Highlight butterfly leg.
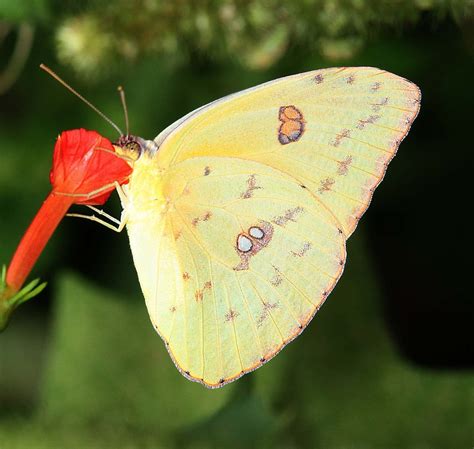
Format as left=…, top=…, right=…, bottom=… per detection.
left=66, top=202, right=129, bottom=231
left=84, top=205, right=121, bottom=224
left=111, top=181, right=130, bottom=232
left=65, top=212, right=125, bottom=232
left=66, top=198, right=129, bottom=233
left=114, top=181, right=129, bottom=209
left=62, top=181, right=130, bottom=231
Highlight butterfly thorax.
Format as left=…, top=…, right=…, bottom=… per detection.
left=122, top=148, right=169, bottom=227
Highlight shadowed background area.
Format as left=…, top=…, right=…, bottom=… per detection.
left=1, top=1, right=473, bottom=447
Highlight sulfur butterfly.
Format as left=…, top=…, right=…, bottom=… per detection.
left=48, top=66, right=422, bottom=388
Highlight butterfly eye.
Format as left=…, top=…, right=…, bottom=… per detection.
left=114, top=135, right=144, bottom=161
left=237, top=234, right=253, bottom=253
left=125, top=141, right=141, bottom=155
left=248, top=226, right=264, bottom=239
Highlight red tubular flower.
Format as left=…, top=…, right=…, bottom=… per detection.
left=50, top=129, right=131, bottom=205
left=5, top=129, right=132, bottom=293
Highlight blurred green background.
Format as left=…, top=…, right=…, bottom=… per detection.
left=1, top=1, right=473, bottom=448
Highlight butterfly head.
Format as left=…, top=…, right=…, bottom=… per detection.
left=113, top=134, right=159, bottom=164
left=114, top=134, right=143, bottom=162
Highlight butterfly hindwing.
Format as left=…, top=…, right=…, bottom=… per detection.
left=128, top=157, right=345, bottom=387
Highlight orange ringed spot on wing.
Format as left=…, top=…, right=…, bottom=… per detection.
left=278, top=105, right=305, bottom=145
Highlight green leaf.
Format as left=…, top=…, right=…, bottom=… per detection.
left=1, top=265, right=46, bottom=331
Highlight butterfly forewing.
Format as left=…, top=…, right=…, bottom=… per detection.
left=155, top=67, right=421, bottom=236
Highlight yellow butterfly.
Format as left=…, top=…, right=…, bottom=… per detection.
left=111, top=67, right=421, bottom=388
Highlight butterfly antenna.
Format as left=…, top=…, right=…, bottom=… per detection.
left=39, top=64, right=123, bottom=137
left=117, top=86, right=129, bottom=136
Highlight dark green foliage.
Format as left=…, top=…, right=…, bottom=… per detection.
left=52, top=0, right=474, bottom=77
left=2, top=0, right=474, bottom=78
